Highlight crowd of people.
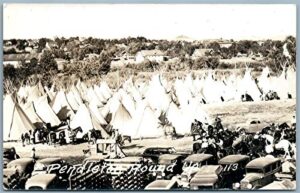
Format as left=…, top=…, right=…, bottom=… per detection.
left=191, top=116, right=296, bottom=160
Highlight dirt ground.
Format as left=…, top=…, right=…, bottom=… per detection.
left=4, top=99, right=296, bottom=165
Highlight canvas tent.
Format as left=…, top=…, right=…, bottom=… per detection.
left=4, top=94, right=35, bottom=141
left=21, top=102, right=44, bottom=128
left=66, top=86, right=83, bottom=111
left=70, top=103, right=109, bottom=139
left=145, top=75, right=171, bottom=113
left=237, top=69, right=262, bottom=101
left=132, top=102, right=164, bottom=138
left=110, top=103, right=133, bottom=136
left=33, top=95, right=61, bottom=127
left=51, top=91, right=75, bottom=121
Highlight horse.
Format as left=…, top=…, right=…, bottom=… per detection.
left=117, top=135, right=132, bottom=146
left=274, top=139, right=293, bottom=158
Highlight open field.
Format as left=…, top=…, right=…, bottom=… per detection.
left=4, top=99, right=296, bottom=165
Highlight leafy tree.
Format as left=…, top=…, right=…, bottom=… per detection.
left=3, top=64, right=17, bottom=80
left=16, top=40, right=27, bottom=50
left=37, top=38, right=48, bottom=53
left=39, top=50, right=58, bottom=72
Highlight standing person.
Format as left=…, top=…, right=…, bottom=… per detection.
left=29, top=130, right=35, bottom=144
left=87, top=130, right=92, bottom=144
left=21, top=133, right=25, bottom=147
left=35, top=129, right=40, bottom=144
left=31, top=147, right=36, bottom=160
left=9, top=147, right=20, bottom=160
left=25, top=132, right=30, bottom=145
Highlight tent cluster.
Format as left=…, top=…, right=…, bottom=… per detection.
left=3, top=67, right=296, bottom=141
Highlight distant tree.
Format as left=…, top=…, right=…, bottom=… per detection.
left=39, top=50, right=58, bottom=72
left=3, top=64, right=16, bottom=80
left=4, top=48, right=17, bottom=54
left=10, top=39, right=18, bottom=45
left=37, top=38, right=48, bottom=53
left=208, top=42, right=221, bottom=52
left=16, top=40, right=27, bottom=50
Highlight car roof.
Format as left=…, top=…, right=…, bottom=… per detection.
left=3, top=147, right=12, bottom=151
left=84, top=155, right=109, bottom=162
left=105, top=156, right=143, bottom=163
left=146, top=180, right=172, bottom=188
left=144, top=147, right=174, bottom=152
left=246, top=157, right=280, bottom=169
left=218, top=155, right=250, bottom=165
left=145, top=147, right=173, bottom=150
left=8, top=158, right=34, bottom=167
left=184, top=154, right=213, bottom=163
left=195, top=165, right=222, bottom=176
left=37, top=157, right=62, bottom=165
left=159, top=154, right=182, bottom=161
left=26, top=174, right=56, bottom=186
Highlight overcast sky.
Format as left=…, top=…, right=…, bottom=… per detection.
left=3, top=4, right=296, bottom=40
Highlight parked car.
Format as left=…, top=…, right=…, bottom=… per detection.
left=239, top=157, right=281, bottom=190
left=190, top=165, right=224, bottom=190
left=218, top=154, right=250, bottom=189
left=145, top=179, right=179, bottom=190
left=25, top=173, right=67, bottom=190
left=155, top=154, right=184, bottom=180
left=32, top=157, right=68, bottom=176
left=3, top=147, right=20, bottom=168
left=104, top=156, right=145, bottom=176
left=142, top=147, right=176, bottom=164
left=82, top=154, right=109, bottom=166
left=259, top=179, right=296, bottom=190
left=178, top=154, right=214, bottom=188
left=246, top=119, right=268, bottom=134
left=3, top=158, right=35, bottom=189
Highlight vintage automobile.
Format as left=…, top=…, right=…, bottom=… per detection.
left=239, top=157, right=281, bottom=190
left=3, top=147, right=19, bottom=168
left=142, top=147, right=177, bottom=164
left=155, top=154, right=184, bottom=180
left=32, top=157, right=69, bottom=176
left=246, top=119, right=269, bottom=134
left=104, top=156, right=145, bottom=176
left=177, top=154, right=214, bottom=188
left=25, top=173, right=67, bottom=190
left=259, top=179, right=296, bottom=190
left=190, top=165, right=224, bottom=190
left=82, top=154, right=109, bottom=165
left=144, top=179, right=179, bottom=190
left=218, top=154, right=250, bottom=189
left=3, top=158, right=35, bottom=189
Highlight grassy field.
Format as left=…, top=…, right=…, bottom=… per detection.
left=4, top=99, right=296, bottom=165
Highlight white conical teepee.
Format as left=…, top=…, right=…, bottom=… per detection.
left=4, top=94, right=35, bottom=141
left=51, top=90, right=75, bottom=120
left=133, top=102, right=164, bottom=138
left=33, top=95, right=61, bottom=127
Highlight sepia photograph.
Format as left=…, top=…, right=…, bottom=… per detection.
left=2, top=4, right=296, bottom=190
